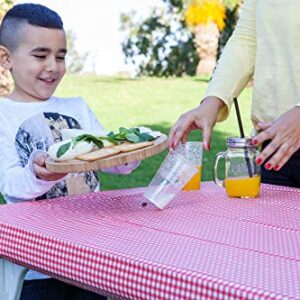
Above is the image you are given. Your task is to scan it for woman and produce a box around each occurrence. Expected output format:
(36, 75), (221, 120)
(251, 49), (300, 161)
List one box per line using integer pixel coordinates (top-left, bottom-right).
(169, 0), (300, 187)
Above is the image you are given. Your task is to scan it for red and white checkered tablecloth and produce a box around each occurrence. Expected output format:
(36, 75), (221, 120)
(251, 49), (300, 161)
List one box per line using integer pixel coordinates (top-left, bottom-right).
(0, 182), (299, 300)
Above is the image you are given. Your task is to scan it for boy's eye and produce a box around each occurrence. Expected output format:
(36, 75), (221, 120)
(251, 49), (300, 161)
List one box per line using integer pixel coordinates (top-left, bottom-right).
(33, 55), (46, 59)
(56, 56), (65, 61)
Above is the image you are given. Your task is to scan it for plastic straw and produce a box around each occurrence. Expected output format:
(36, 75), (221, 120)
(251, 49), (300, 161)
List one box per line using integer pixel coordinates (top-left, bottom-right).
(233, 98), (245, 138)
(233, 98), (253, 177)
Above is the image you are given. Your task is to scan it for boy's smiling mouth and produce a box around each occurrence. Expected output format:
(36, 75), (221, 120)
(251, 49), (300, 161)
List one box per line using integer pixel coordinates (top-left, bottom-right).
(39, 77), (57, 84)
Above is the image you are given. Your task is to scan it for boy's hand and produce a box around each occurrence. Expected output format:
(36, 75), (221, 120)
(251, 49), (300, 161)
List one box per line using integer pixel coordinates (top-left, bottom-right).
(253, 106), (300, 170)
(33, 152), (67, 181)
(168, 96), (224, 150)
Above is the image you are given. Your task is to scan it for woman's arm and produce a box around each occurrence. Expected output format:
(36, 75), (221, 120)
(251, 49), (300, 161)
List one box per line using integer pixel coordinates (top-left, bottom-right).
(204, 0), (257, 121)
(169, 0), (258, 148)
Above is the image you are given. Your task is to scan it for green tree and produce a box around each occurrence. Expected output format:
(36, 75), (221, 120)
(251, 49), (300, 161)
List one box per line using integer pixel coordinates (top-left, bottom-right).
(66, 30), (89, 74)
(121, 0), (240, 77)
(185, 0), (226, 76)
(120, 0), (199, 77)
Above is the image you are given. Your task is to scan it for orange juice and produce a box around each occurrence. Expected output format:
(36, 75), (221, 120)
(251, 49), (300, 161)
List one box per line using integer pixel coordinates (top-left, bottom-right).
(183, 166), (202, 190)
(224, 175), (261, 198)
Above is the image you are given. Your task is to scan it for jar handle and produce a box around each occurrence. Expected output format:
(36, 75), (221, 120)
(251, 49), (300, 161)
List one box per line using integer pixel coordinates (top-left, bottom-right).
(213, 152), (226, 187)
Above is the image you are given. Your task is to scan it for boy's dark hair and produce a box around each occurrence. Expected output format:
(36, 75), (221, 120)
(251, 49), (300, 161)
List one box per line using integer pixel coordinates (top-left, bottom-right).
(0, 3), (64, 51)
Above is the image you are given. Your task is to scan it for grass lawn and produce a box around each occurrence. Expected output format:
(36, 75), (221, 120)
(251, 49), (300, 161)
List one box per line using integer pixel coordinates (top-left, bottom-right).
(0, 75), (252, 204)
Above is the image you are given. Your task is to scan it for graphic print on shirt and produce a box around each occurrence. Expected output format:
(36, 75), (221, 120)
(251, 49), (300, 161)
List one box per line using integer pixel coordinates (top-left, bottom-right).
(15, 112), (98, 200)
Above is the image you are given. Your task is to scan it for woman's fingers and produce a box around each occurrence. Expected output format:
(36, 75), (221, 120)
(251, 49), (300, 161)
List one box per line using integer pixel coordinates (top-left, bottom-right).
(256, 121), (272, 131)
(168, 111), (198, 148)
(263, 143), (294, 170)
(202, 124), (212, 151)
(169, 124), (187, 148)
(169, 116), (187, 147)
(255, 138), (279, 165)
(252, 126), (276, 147)
(168, 97), (223, 149)
(254, 107), (300, 170)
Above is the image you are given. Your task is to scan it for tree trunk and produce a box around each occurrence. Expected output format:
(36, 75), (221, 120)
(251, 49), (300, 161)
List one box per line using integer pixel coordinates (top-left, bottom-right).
(194, 22), (220, 76)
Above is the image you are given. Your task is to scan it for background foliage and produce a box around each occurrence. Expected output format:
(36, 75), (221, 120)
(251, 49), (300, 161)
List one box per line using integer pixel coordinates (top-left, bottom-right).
(0, 0), (13, 18)
(66, 30), (89, 74)
(120, 2), (199, 77)
(121, 0), (240, 77)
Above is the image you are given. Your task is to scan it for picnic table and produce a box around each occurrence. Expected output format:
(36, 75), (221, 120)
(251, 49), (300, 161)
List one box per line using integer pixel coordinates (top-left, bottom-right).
(0, 182), (299, 300)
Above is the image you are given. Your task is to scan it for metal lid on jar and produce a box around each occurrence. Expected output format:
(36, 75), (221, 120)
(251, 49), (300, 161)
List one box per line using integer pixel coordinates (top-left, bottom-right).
(227, 137), (255, 148)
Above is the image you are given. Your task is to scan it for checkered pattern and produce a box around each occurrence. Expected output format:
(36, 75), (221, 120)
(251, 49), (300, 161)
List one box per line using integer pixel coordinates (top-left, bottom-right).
(0, 183), (299, 300)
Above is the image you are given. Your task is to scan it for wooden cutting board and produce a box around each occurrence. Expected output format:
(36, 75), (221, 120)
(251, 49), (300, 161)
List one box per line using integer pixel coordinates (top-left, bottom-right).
(45, 134), (168, 173)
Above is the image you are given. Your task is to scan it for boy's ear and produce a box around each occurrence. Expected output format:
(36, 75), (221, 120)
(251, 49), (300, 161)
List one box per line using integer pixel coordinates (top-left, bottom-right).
(0, 46), (11, 70)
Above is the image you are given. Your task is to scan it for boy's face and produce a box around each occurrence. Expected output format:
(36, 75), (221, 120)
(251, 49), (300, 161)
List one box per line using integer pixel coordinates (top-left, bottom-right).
(7, 23), (67, 102)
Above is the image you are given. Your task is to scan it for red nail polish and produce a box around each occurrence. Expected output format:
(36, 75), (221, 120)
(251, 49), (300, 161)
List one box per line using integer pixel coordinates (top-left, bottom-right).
(207, 143), (211, 151)
(252, 139), (258, 145)
(265, 163), (272, 170)
(274, 165), (280, 171)
(256, 158), (262, 164)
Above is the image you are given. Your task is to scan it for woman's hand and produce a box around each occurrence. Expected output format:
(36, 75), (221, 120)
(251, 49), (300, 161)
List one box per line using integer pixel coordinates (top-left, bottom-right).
(33, 152), (67, 181)
(253, 106), (300, 170)
(168, 96), (224, 150)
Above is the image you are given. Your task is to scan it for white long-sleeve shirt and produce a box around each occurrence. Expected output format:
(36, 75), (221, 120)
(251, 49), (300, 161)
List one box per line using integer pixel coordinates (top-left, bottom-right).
(0, 96), (139, 280)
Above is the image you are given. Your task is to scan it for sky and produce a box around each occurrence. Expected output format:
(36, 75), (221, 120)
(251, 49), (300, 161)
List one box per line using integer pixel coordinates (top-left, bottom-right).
(16, 0), (162, 75)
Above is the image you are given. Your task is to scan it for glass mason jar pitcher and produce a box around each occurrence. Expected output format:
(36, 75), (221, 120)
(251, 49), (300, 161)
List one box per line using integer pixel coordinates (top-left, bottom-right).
(213, 137), (261, 198)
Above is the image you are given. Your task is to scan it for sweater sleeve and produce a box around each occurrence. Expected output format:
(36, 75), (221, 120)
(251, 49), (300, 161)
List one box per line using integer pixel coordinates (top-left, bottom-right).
(204, 0), (257, 121)
(0, 126), (60, 202)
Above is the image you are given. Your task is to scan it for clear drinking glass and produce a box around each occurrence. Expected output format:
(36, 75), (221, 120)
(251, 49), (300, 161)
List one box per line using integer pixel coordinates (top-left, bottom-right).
(213, 137), (261, 198)
(143, 150), (198, 209)
(175, 142), (203, 190)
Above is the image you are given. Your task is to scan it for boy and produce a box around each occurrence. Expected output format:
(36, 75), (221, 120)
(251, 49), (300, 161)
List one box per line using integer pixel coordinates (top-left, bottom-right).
(0, 3), (137, 299)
